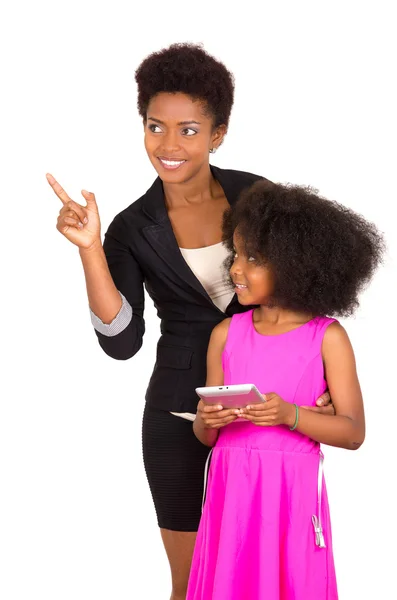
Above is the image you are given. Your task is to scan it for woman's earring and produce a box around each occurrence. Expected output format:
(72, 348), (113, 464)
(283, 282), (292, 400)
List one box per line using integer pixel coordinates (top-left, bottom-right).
(209, 148), (217, 154)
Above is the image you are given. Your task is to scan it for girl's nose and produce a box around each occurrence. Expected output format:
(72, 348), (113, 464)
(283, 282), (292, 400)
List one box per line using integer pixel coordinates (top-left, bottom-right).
(230, 258), (243, 278)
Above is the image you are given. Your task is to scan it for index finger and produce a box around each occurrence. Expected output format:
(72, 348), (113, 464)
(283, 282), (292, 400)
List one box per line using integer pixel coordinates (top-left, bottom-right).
(46, 173), (72, 205)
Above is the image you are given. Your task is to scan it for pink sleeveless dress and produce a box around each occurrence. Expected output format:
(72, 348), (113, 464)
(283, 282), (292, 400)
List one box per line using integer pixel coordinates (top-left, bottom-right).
(187, 310), (339, 600)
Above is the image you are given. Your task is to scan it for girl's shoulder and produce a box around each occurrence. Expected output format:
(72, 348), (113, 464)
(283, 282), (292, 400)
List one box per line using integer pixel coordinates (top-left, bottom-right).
(305, 315), (340, 346)
(212, 314), (242, 340)
(313, 315), (339, 335)
(321, 319), (357, 367)
(211, 311), (252, 351)
(222, 310), (254, 352)
(321, 319), (348, 346)
(209, 318), (233, 356)
(294, 316), (342, 360)
(315, 318), (355, 362)
(212, 317), (232, 337)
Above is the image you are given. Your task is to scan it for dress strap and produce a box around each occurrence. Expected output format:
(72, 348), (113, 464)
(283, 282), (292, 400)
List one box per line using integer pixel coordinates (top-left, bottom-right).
(312, 451), (326, 548)
(201, 448), (214, 512)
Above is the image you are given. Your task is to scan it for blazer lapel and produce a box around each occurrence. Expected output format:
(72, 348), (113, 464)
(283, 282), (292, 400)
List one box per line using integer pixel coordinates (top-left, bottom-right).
(141, 166), (248, 309)
(141, 177), (219, 307)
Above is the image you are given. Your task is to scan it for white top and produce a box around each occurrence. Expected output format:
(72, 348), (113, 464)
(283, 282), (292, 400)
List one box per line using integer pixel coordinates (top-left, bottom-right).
(179, 242), (234, 313)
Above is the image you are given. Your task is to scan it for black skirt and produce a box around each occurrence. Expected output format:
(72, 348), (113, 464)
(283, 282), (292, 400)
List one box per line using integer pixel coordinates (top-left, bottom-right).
(142, 404), (211, 532)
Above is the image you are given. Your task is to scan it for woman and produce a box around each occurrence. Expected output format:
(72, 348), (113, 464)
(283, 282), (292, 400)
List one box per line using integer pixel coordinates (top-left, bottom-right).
(48, 43), (333, 600)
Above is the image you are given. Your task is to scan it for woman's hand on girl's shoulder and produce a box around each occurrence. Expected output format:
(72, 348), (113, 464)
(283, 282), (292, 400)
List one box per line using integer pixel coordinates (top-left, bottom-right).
(301, 390), (335, 415)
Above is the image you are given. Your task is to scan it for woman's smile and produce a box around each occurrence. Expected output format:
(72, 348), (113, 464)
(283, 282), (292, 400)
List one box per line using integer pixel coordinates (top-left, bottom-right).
(157, 157), (187, 170)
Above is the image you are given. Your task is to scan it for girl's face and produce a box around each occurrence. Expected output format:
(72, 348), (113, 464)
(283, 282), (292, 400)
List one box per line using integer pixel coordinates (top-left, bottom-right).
(230, 232), (275, 305)
(144, 92), (225, 185)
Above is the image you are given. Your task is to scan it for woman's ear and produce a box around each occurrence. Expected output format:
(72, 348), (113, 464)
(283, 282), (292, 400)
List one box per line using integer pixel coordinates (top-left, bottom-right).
(210, 124), (227, 152)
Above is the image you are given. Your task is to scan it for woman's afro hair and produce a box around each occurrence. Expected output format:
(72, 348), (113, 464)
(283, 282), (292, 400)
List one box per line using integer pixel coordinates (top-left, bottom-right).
(222, 179), (385, 317)
(135, 43), (234, 128)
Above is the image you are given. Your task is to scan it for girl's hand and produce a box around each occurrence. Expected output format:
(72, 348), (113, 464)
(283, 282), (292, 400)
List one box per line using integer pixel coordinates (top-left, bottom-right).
(196, 399), (240, 429)
(242, 393), (295, 428)
(47, 173), (101, 250)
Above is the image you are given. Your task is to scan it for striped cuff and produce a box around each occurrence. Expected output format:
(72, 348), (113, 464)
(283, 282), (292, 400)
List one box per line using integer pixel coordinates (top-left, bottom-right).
(90, 292), (133, 337)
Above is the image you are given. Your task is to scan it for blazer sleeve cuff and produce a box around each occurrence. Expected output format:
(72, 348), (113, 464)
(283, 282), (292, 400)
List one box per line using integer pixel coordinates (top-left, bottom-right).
(90, 292), (133, 337)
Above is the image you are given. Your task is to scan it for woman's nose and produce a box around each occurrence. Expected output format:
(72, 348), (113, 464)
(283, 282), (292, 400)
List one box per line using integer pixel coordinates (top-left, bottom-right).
(161, 130), (181, 154)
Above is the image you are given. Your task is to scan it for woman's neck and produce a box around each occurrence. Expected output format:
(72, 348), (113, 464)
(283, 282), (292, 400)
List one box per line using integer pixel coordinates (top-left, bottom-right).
(163, 164), (221, 209)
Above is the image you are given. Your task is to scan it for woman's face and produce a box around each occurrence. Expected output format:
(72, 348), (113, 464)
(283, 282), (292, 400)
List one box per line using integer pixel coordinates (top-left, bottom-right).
(230, 232), (275, 306)
(144, 92), (225, 185)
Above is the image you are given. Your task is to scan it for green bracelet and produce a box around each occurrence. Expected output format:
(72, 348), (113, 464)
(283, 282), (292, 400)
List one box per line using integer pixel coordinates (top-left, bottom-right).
(289, 403), (299, 431)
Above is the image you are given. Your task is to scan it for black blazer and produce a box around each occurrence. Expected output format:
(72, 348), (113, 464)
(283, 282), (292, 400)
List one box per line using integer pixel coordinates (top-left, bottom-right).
(96, 166), (265, 412)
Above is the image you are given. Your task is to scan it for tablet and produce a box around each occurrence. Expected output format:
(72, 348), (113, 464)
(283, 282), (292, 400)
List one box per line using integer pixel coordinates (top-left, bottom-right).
(195, 384), (264, 409)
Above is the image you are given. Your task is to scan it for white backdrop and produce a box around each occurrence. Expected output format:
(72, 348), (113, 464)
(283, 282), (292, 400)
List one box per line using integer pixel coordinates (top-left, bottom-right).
(1, 1), (396, 598)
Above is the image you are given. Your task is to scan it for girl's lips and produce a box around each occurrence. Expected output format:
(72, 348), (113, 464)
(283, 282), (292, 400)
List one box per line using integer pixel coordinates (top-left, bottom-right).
(157, 157), (187, 170)
(234, 284), (248, 294)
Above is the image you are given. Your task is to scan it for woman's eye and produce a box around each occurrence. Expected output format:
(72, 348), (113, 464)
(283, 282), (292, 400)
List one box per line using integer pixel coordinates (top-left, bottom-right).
(181, 128), (197, 136)
(248, 256), (256, 263)
(148, 124), (162, 133)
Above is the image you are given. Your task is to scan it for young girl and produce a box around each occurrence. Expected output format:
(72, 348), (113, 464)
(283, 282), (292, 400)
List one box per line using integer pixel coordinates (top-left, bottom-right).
(187, 180), (384, 600)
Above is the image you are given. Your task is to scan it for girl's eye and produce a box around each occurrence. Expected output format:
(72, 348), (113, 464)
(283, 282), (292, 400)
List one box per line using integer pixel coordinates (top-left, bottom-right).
(148, 124), (162, 133)
(248, 256), (256, 263)
(181, 128), (198, 136)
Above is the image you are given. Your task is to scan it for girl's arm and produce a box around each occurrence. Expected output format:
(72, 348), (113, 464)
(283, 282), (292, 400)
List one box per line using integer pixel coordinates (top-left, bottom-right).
(287, 322), (365, 449)
(244, 322), (365, 450)
(193, 319), (236, 447)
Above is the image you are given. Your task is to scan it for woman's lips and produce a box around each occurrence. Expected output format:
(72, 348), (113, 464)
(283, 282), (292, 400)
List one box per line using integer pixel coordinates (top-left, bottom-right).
(157, 157), (187, 170)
